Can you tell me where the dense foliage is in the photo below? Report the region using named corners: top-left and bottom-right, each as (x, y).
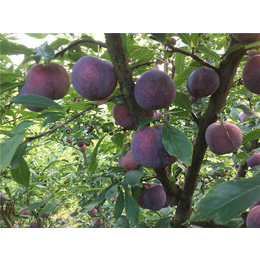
top-left (1, 33), bottom-right (260, 228)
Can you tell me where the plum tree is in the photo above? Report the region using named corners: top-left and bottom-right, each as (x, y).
top-left (71, 56), bottom-right (117, 101)
top-left (205, 121), bottom-right (243, 155)
top-left (134, 69), bottom-right (176, 110)
top-left (77, 140), bottom-right (84, 147)
top-left (93, 217), bottom-right (103, 228)
top-left (247, 152), bottom-right (260, 167)
top-left (112, 103), bottom-right (153, 129)
top-left (0, 193), bottom-right (6, 205)
top-left (240, 113), bottom-right (250, 122)
top-left (232, 33), bottom-right (260, 44)
top-left (137, 183), bottom-right (167, 211)
top-left (29, 221), bottom-right (40, 228)
top-left (186, 67), bottom-right (220, 98)
top-left (170, 37), bottom-right (177, 46)
top-left (88, 208), bottom-right (98, 217)
top-left (131, 125), bottom-right (178, 168)
top-left (249, 199), bottom-right (260, 211)
top-left (118, 150), bottom-right (140, 171)
top-left (243, 55), bottom-right (260, 94)
top-left (246, 205), bottom-right (260, 228)
top-left (19, 85), bottom-right (45, 112)
top-left (26, 63), bottom-right (70, 100)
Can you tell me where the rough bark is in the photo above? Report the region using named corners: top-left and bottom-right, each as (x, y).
top-left (173, 35), bottom-right (246, 227)
top-left (104, 33), bottom-right (146, 129)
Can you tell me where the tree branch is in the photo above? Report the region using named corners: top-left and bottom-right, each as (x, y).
top-left (22, 93), bottom-right (122, 145)
top-left (54, 38), bottom-right (107, 58)
top-left (173, 35), bottom-right (247, 228)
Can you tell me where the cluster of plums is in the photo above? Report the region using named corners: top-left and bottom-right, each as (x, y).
top-left (87, 208), bottom-right (103, 228)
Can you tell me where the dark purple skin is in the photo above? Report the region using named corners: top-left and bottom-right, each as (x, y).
top-left (205, 121), bottom-right (243, 155)
top-left (19, 208), bottom-right (32, 215)
top-left (232, 33), bottom-right (260, 44)
top-left (247, 152), bottom-right (260, 167)
top-left (186, 67), bottom-right (220, 98)
top-left (0, 193), bottom-right (6, 205)
top-left (137, 183), bottom-right (167, 211)
top-left (26, 63), bottom-right (70, 100)
top-left (243, 55), bottom-right (260, 94)
top-left (131, 125), bottom-right (178, 168)
top-left (246, 205), bottom-right (260, 228)
top-left (88, 208), bottom-right (98, 217)
top-left (134, 69), bottom-right (176, 110)
top-left (41, 213), bottom-right (50, 218)
top-left (77, 140), bottom-right (84, 147)
top-left (29, 221), bottom-right (40, 228)
top-left (93, 217), bottom-right (103, 228)
top-left (190, 96), bottom-right (198, 104)
top-left (71, 56), bottom-right (117, 101)
top-left (163, 187), bottom-right (178, 207)
top-left (19, 85), bottom-right (45, 112)
top-left (249, 199), bottom-right (260, 211)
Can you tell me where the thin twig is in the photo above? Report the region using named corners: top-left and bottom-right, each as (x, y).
top-left (21, 93), bottom-right (122, 145)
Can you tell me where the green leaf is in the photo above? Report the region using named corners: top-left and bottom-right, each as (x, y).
top-left (112, 133), bottom-right (125, 148)
top-left (151, 33), bottom-right (166, 44)
top-left (235, 104), bottom-right (260, 117)
top-left (82, 187), bottom-right (110, 213)
top-left (10, 143), bottom-right (27, 169)
top-left (33, 42), bottom-right (55, 64)
top-left (190, 176), bottom-right (260, 224)
top-left (242, 129), bottom-right (260, 145)
top-left (11, 94), bottom-right (64, 110)
top-left (114, 190), bottom-right (124, 220)
top-left (162, 122), bottom-right (193, 166)
top-left (0, 133), bottom-right (24, 170)
top-left (153, 217), bottom-right (171, 228)
top-left (116, 215), bottom-right (130, 228)
top-left (9, 120), bottom-right (36, 137)
top-left (38, 201), bottom-right (59, 218)
top-left (0, 39), bottom-right (33, 55)
top-left (105, 184), bottom-right (118, 201)
top-left (174, 66), bottom-right (195, 87)
top-left (173, 92), bottom-right (192, 112)
top-left (88, 135), bottom-right (107, 174)
top-left (197, 45), bottom-right (221, 61)
top-left (191, 33), bottom-right (201, 48)
top-left (37, 111), bottom-right (65, 119)
top-left (49, 38), bottom-right (70, 50)
top-left (24, 200), bottom-right (48, 211)
top-left (11, 157), bottom-right (30, 187)
top-left (223, 42), bottom-right (244, 58)
top-left (122, 170), bottom-right (143, 189)
top-left (177, 33), bottom-right (191, 46)
top-left (137, 117), bottom-right (156, 130)
top-left (41, 115), bottom-right (63, 128)
top-left (25, 33), bottom-right (49, 39)
top-left (125, 190), bottom-right (139, 226)
top-left (174, 47), bottom-right (188, 75)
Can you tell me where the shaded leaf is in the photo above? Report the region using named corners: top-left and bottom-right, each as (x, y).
top-left (38, 201), bottom-right (59, 218)
top-left (11, 94), bottom-right (64, 110)
top-left (190, 176), bottom-right (260, 224)
top-left (122, 170), bottom-right (143, 189)
top-left (162, 122), bottom-right (193, 166)
top-left (0, 133), bottom-right (24, 170)
top-left (125, 190), bottom-right (139, 226)
top-left (114, 190), bottom-right (124, 220)
top-left (11, 157), bottom-right (30, 187)
top-left (235, 104), bottom-right (260, 117)
top-left (105, 184), bottom-right (118, 201)
top-left (34, 42), bottom-right (55, 64)
top-left (242, 129), bottom-right (260, 145)
top-left (177, 33), bottom-right (191, 46)
top-left (10, 142), bottom-right (27, 169)
top-left (173, 92), bottom-right (192, 112)
top-left (116, 215), bottom-right (130, 228)
top-left (88, 135), bottom-right (107, 174)
top-left (153, 217), bottom-right (171, 228)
